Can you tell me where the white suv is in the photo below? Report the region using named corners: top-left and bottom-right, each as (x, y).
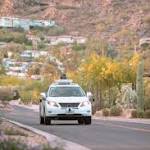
top-left (39, 79), bottom-right (92, 125)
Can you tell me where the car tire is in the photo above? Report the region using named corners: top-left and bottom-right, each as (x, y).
top-left (40, 116), bottom-right (44, 124)
top-left (43, 109), bottom-right (51, 125)
top-left (78, 118), bottom-right (84, 125)
top-left (84, 116), bottom-right (91, 125)
top-left (44, 117), bottom-right (51, 125)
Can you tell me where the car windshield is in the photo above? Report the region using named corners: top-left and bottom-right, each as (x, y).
top-left (49, 86), bottom-right (86, 97)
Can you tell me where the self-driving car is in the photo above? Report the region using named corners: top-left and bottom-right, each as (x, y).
top-left (39, 79), bottom-right (92, 125)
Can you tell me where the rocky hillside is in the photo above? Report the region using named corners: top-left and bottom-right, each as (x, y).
top-left (0, 0), bottom-right (150, 49)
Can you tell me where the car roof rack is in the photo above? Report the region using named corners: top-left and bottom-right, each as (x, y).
top-left (54, 79), bottom-right (73, 85)
top-left (60, 74), bottom-right (67, 79)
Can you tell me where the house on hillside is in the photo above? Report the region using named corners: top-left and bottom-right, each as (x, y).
top-left (20, 50), bottom-right (48, 61)
top-left (2, 58), bottom-right (15, 70)
top-left (2, 59), bottom-right (29, 78)
top-left (46, 35), bottom-right (86, 45)
top-left (139, 38), bottom-right (150, 47)
top-left (0, 17), bottom-right (56, 30)
top-left (26, 35), bottom-right (41, 42)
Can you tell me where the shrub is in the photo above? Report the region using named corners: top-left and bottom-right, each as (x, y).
top-left (131, 109), bottom-right (145, 118)
top-left (13, 27), bottom-right (25, 32)
top-left (72, 43), bottom-right (86, 51)
top-left (0, 140), bottom-right (27, 150)
top-left (131, 109), bottom-right (137, 118)
top-left (102, 108), bottom-right (110, 116)
top-left (20, 91), bottom-right (32, 104)
top-left (31, 26), bottom-right (66, 36)
top-left (38, 42), bottom-right (46, 50)
top-left (47, 26), bottom-right (66, 36)
top-left (0, 76), bottom-right (24, 86)
top-left (0, 29), bottom-right (31, 45)
top-left (4, 128), bottom-right (27, 136)
top-left (0, 88), bottom-right (13, 101)
top-left (144, 109), bottom-right (150, 118)
top-left (20, 89), bottom-right (40, 104)
top-left (43, 144), bottom-right (63, 150)
top-left (137, 110), bottom-right (144, 118)
top-left (110, 105), bottom-right (122, 116)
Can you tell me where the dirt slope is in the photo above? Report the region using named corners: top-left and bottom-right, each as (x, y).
top-left (0, 0), bottom-right (150, 47)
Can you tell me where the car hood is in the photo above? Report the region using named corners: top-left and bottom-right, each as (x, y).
top-left (46, 97), bottom-right (88, 103)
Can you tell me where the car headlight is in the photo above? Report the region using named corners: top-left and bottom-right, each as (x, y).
top-left (80, 101), bottom-right (91, 107)
top-left (47, 101), bottom-right (59, 107)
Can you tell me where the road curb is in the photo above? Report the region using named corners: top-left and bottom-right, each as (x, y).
top-left (3, 118), bottom-right (90, 150)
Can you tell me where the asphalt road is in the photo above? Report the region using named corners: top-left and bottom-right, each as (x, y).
top-left (2, 106), bottom-right (150, 150)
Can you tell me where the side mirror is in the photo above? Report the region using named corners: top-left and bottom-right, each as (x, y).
top-left (40, 92), bottom-right (46, 100)
top-left (87, 92), bottom-right (94, 102)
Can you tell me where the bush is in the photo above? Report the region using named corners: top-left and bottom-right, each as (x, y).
top-left (131, 109), bottom-right (137, 118)
top-left (144, 109), bottom-right (150, 118)
top-left (102, 108), bottom-right (110, 116)
top-left (4, 128), bottom-right (27, 136)
top-left (0, 76), bottom-right (24, 86)
top-left (47, 26), bottom-right (65, 36)
top-left (0, 140), bottom-right (27, 150)
top-left (110, 105), bottom-right (122, 116)
top-left (0, 77), bottom-right (50, 104)
top-left (72, 43), bottom-right (86, 51)
top-left (0, 29), bottom-right (31, 45)
top-left (137, 110), bottom-right (144, 118)
top-left (20, 91), bottom-right (32, 104)
top-left (43, 144), bottom-right (63, 150)
top-left (131, 109), bottom-right (145, 118)
top-left (0, 88), bottom-right (13, 101)
top-left (31, 26), bottom-right (66, 36)
top-left (20, 89), bottom-right (40, 104)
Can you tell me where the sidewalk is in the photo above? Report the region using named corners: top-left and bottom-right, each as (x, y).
top-left (93, 116), bottom-right (150, 125)
top-left (9, 100), bottom-right (39, 112)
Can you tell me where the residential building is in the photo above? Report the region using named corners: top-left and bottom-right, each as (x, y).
top-left (20, 50), bottom-right (48, 61)
top-left (0, 17), bottom-right (56, 30)
top-left (46, 35), bottom-right (87, 45)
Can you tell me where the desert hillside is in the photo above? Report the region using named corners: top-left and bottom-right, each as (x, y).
top-left (0, 0), bottom-right (150, 54)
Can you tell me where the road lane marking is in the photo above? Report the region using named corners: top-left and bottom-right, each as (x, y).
top-left (95, 122), bottom-right (150, 133)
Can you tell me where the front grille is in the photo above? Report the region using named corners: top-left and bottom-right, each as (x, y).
top-left (59, 103), bottom-right (80, 108)
top-left (57, 114), bottom-right (82, 117)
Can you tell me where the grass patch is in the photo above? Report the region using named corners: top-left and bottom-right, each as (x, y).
top-left (43, 144), bottom-right (63, 150)
top-left (4, 128), bottom-right (28, 137)
top-left (0, 139), bottom-right (27, 150)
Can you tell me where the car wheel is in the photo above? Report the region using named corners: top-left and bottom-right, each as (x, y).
top-left (44, 109), bottom-right (51, 125)
top-left (44, 117), bottom-right (51, 125)
top-left (78, 118), bottom-right (84, 125)
top-left (40, 116), bottom-right (44, 124)
top-left (84, 117), bottom-right (91, 125)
